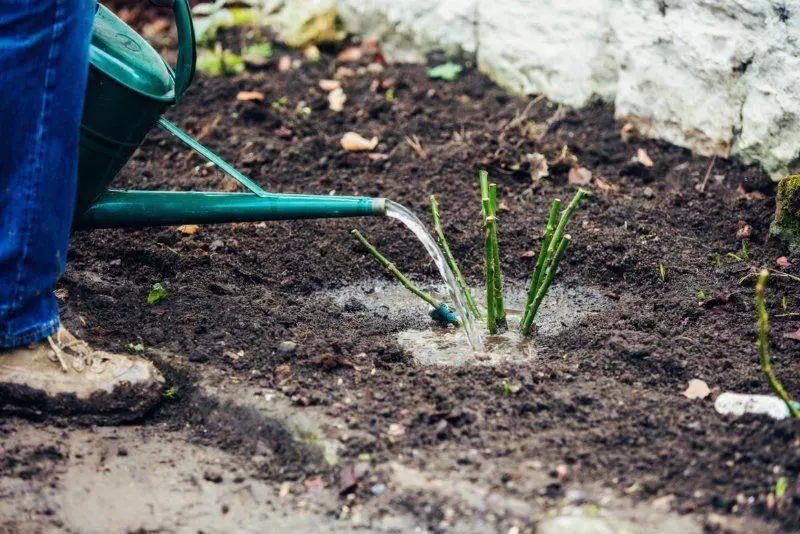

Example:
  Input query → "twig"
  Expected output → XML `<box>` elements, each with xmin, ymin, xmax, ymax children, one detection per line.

<box><xmin>755</xmin><ymin>269</ymin><xmax>800</xmax><ymax>419</ymax></box>
<box><xmin>696</xmin><ymin>156</ymin><xmax>716</xmax><ymax>193</ymax></box>
<box><xmin>404</xmin><ymin>135</ymin><xmax>428</xmax><ymax>160</ymax></box>
<box><xmin>430</xmin><ymin>195</ymin><xmax>480</xmax><ymax>318</ymax></box>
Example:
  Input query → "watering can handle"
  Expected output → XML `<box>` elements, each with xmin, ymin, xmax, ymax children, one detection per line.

<box><xmin>150</xmin><ymin>0</ymin><xmax>196</xmax><ymax>100</ymax></box>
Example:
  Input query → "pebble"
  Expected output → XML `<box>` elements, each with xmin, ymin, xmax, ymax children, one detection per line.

<box><xmin>277</xmin><ymin>341</ymin><xmax>297</xmax><ymax>356</ymax></box>
<box><xmin>643</xmin><ymin>186</ymin><xmax>655</xmax><ymax>198</ymax></box>
<box><xmin>370</xmin><ymin>483</ymin><xmax>386</xmax><ymax>496</ymax></box>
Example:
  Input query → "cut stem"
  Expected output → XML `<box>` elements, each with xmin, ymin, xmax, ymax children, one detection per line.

<box><xmin>488</xmin><ymin>183</ymin><xmax>506</xmax><ymax>329</ymax></box>
<box><xmin>521</xmin><ymin>235</ymin><xmax>570</xmax><ymax>335</ymax></box>
<box><xmin>482</xmin><ymin>197</ymin><xmax>497</xmax><ymax>334</ymax></box>
<box><xmin>351</xmin><ymin>229</ymin><xmax>438</xmax><ymax>309</ymax></box>
<box><xmin>521</xmin><ymin>198</ymin><xmax>560</xmax><ymax>328</ymax></box>
<box><xmin>430</xmin><ymin>195</ymin><xmax>480</xmax><ymax>318</ymax></box>
<box><xmin>755</xmin><ymin>269</ymin><xmax>800</xmax><ymax>419</ymax></box>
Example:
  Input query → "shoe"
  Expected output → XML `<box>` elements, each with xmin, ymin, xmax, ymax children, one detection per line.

<box><xmin>0</xmin><ymin>326</ymin><xmax>165</xmax><ymax>423</ymax></box>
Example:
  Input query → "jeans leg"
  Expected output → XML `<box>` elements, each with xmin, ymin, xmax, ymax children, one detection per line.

<box><xmin>0</xmin><ymin>0</ymin><xmax>95</xmax><ymax>348</ymax></box>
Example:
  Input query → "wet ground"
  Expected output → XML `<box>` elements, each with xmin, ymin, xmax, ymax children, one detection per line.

<box><xmin>3</xmin><ymin>18</ymin><xmax>800</xmax><ymax>532</ymax></box>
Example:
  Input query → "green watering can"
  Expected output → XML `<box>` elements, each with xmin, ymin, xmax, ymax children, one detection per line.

<box><xmin>74</xmin><ymin>0</ymin><xmax>386</xmax><ymax>229</ymax></box>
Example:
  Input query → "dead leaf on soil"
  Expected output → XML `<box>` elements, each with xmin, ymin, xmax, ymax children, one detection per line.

<box><xmin>595</xmin><ymin>177</ymin><xmax>619</xmax><ymax>191</ymax></box>
<box><xmin>341</xmin><ymin>132</ymin><xmax>378</xmax><ymax>152</ymax></box>
<box><xmin>318</xmin><ymin>79</ymin><xmax>341</xmax><ymax>92</ymax></box>
<box><xmin>275</xmin><ymin>126</ymin><xmax>293</xmax><ymax>139</ymax></box>
<box><xmin>682</xmin><ymin>378</ymin><xmax>710</xmax><ymax>400</ymax></box>
<box><xmin>777</xmin><ymin>256</ymin><xmax>792</xmax><ymax>268</ymax></box>
<box><xmin>315</xmin><ymin>354</ymin><xmax>357</xmax><ymax>370</ymax></box>
<box><xmin>568</xmin><ymin>166</ymin><xmax>592</xmax><ymax>186</ymax></box>
<box><xmin>620</xmin><ymin>122</ymin><xmax>637</xmax><ymax>142</ymax></box>
<box><xmin>636</xmin><ymin>148</ymin><xmax>654</xmax><ymax>167</ymax></box>
<box><xmin>520</xmin><ymin>250</ymin><xmax>536</xmax><ymax>258</ymax></box>
<box><xmin>177</xmin><ymin>224</ymin><xmax>199</xmax><ymax>235</ymax></box>
<box><xmin>337</xmin><ymin>46</ymin><xmax>362</xmax><ymax>62</ymax></box>
<box><xmin>328</xmin><ymin>87</ymin><xmax>347</xmax><ymax>111</ymax></box>
<box><xmin>275</xmin><ymin>363</ymin><xmax>292</xmax><ymax>376</ymax></box>
<box><xmin>735</xmin><ymin>221</ymin><xmax>752</xmax><ymax>239</ymax></box>
<box><xmin>526</xmin><ymin>152</ymin><xmax>549</xmax><ymax>182</ymax></box>
<box><xmin>736</xmin><ymin>184</ymin><xmax>766</xmax><ymax>201</ymax></box>
<box><xmin>236</xmin><ymin>90</ymin><xmax>264</xmax><ymax>102</ymax></box>
<box><xmin>277</xmin><ymin>55</ymin><xmax>292</xmax><ymax>72</ymax></box>
<box><xmin>367</xmin><ymin>153</ymin><xmax>389</xmax><ymax>161</ymax></box>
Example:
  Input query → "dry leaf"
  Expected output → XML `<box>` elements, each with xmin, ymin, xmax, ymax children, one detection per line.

<box><xmin>318</xmin><ymin>79</ymin><xmax>341</xmax><ymax>91</ymax></box>
<box><xmin>341</xmin><ymin>132</ymin><xmax>378</xmax><ymax>152</ymax></box>
<box><xmin>277</xmin><ymin>55</ymin><xmax>292</xmax><ymax>72</ymax></box>
<box><xmin>682</xmin><ymin>379</ymin><xmax>710</xmax><ymax>400</ymax></box>
<box><xmin>636</xmin><ymin>148</ymin><xmax>654</xmax><ymax>167</ymax></box>
<box><xmin>736</xmin><ymin>222</ymin><xmax>752</xmax><ymax>239</ymax></box>
<box><xmin>777</xmin><ymin>256</ymin><xmax>792</xmax><ymax>268</ymax></box>
<box><xmin>620</xmin><ymin>122</ymin><xmax>636</xmax><ymax>142</ymax></box>
<box><xmin>328</xmin><ymin>87</ymin><xmax>347</xmax><ymax>111</ymax></box>
<box><xmin>784</xmin><ymin>329</ymin><xmax>800</xmax><ymax>341</ymax></box>
<box><xmin>275</xmin><ymin>126</ymin><xmax>293</xmax><ymax>139</ymax></box>
<box><xmin>236</xmin><ymin>91</ymin><xmax>264</xmax><ymax>102</ymax></box>
<box><xmin>595</xmin><ymin>177</ymin><xmax>619</xmax><ymax>191</ymax></box>
<box><xmin>568</xmin><ymin>166</ymin><xmax>592</xmax><ymax>186</ymax></box>
<box><xmin>275</xmin><ymin>363</ymin><xmax>292</xmax><ymax>376</ymax></box>
<box><xmin>367</xmin><ymin>153</ymin><xmax>389</xmax><ymax>161</ymax></box>
<box><xmin>178</xmin><ymin>224</ymin><xmax>199</xmax><ymax>235</ymax></box>
<box><xmin>337</xmin><ymin>46</ymin><xmax>362</xmax><ymax>62</ymax></box>
<box><xmin>520</xmin><ymin>250</ymin><xmax>536</xmax><ymax>258</ymax></box>
<box><xmin>736</xmin><ymin>185</ymin><xmax>766</xmax><ymax>201</ymax></box>
<box><xmin>526</xmin><ymin>152</ymin><xmax>549</xmax><ymax>181</ymax></box>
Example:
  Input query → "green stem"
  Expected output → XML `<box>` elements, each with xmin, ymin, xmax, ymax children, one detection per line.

<box><xmin>351</xmin><ymin>229</ymin><xmax>438</xmax><ymax>309</ymax></box>
<box><xmin>482</xmin><ymin>197</ymin><xmax>497</xmax><ymax>334</ymax></box>
<box><xmin>488</xmin><ymin>183</ymin><xmax>506</xmax><ymax>329</ymax></box>
<box><xmin>521</xmin><ymin>235</ymin><xmax>570</xmax><ymax>335</ymax></box>
<box><xmin>546</xmin><ymin>188</ymin><xmax>586</xmax><ymax>265</ymax></box>
<box><xmin>430</xmin><ymin>195</ymin><xmax>480</xmax><ymax>318</ymax></box>
<box><xmin>521</xmin><ymin>198</ymin><xmax>560</xmax><ymax>330</ymax></box>
<box><xmin>755</xmin><ymin>269</ymin><xmax>800</xmax><ymax>419</ymax></box>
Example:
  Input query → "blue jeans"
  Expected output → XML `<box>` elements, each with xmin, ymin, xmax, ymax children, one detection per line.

<box><xmin>0</xmin><ymin>0</ymin><xmax>95</xmax><ymax>347</ymax></box>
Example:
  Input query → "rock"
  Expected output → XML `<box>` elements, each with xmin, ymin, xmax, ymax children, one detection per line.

<box><xmin>370</xmin><ymin>483</ymin><xmax>386</xmax><ymax>496</ymax></box>
<box><xmin>714</xmin><ymin>391</ymin><xmax>798</xmax><ymax>420</ymax></box>
<box><xmin>643</xmin><ymin>186</ymin><xmax>655</xmax><ymax>199</ymax></box>
<box><xmin>770</xmin><ymin>174</ymin><xmax>800</xmax><ymax>252</ymax></box>
<box><xmin>277</xmin><ymin>341</ymin><xmax>297</xmax><ymax>356</ymax></box>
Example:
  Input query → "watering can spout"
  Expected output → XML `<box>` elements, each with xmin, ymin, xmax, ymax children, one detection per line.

<box><xmin>75</xmin><ymin>191</ymin><xmax>387</xmax><ymax>229</ymax></box>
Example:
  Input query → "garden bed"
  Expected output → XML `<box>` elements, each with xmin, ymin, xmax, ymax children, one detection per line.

<box><xmin>3</xmin><ymin>26</ymin><xmax>799</xmax><ymax>532</ymax></box>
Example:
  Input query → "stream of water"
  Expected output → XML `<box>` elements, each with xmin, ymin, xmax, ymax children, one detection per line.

<box><xmin>385</xmin><ymin>201</ymin><xmax>483</xmax><ymax>351</ymax></box>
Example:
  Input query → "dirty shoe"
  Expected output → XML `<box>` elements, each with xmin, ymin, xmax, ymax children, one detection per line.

<box><xmin>0</xmin><ymin>326</ymin><xmax>164</xmax><ymax>423</ymax></box>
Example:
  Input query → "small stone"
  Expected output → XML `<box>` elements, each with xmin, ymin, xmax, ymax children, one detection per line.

<box><xmin>277</xmin><ymin>341</ymin><xmax>297</xmax><ymax>356</ymax></box>
<box><xmin>370</xmin><ymin>483</ymin><xmax>386</xmax><ymax>496</ymax></box>
<box><xmin>434</xmin><ymin>419</ymin><xmax>451</xmax><ymax>440</ymax></box>
<box><xmin>566</xmin><ymin>488</ymin><xmax>587</xmax><ymax>504</ymax></box>
<box><xmin>209</xmin><ymin>239</ymin><xmax>225</xmax><ymax>251</ymax></box>
<box><xmin>643</xmin><ymin>186</ymin><xmax>655</xmax><ymax>198</ymax></box>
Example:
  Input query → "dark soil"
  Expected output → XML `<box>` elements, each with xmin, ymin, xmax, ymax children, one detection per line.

<box><xmin>9</xmin><ymin>15</ymin><xmax>800</xmax><ymax>531</ymax></box>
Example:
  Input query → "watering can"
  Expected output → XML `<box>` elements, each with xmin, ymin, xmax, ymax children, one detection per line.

<box><xmin>74</xmin><ymin>0</ymin><xmax>386</xmax><ymax>229</ymax></box>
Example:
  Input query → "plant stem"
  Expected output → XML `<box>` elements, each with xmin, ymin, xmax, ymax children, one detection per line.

<box><xmin>482</xmin><ymin>197</ymin><xmax>497</xmax><ymax>334</ymax></box>
<box><xmin>351</xmin><ymin>229</ymin><xmax>438</xmax><ymax>309</ymax></box>
<box><xmin>430</xmin><ymin>195</ymin><xmax>480</xmax><ymax>318</ymax></box>
<box><xmin>521</xmin><ymin>235</ymin><xmax>570</xmax><ymax>335</ymax></box>
<box><xmin>547</xmin><ymin>188</ymin><xmax>586</xmax><ymax>260</ymax></box>
<box><xmin>488</xmin><ymin>183</ymin><xmax>506</xmax><ymax>329</ymax></box>
<box><xmin>521</xmin><ymin>198</ymin><xmax>560</xmax><ymax>329</ymax></box>
<box><xmin>755</xmin><ymin>269</ymin><xmax>800</xmax><ymax>419</ymax></box>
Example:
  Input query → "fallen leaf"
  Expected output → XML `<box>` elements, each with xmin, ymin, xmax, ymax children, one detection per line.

<box><xmin>595</xmin><ymin>177</ymin><xmax>619</xmax><ymax>191</ymax></box>
<box><xmin>341</xmin><ymin>132</ymin><xmax>378</xmax><ymax>152</ymax></box>
<box><xmin>620</xmin><ymin>122</ymin><xmax>636</xmax><ymax>142</ymax></box>
<box><xmin>568</xmin><ymin>166</ymin><xmax>592</xmax><ymax>186</ymax></box>
<box><xmin>328</xmin><ymin>87</ymin><xmax>347</xmax><ymax>111</ymax></box>
<box><xmin>367</xmin><ymin>153</ymin><xmax>389</xmax><ymax>161</ymax></box>
<box><xmin>520</xmin><ymin>250</ymin><xmax>536</xmax><ymax>258</ymax></box>
<box><xmin>777</xmin><ymin>256</ymin><xmax>792</xmax><ymax>268</ymax></box>
<box><xmin>736</xmin><ymin>221</ymin><xmax>752</xmax><ymax>239</ymax></box>
<box><xmin>736</xmin><ymin>184</ymin><xmax>766</xmax><ymax>201</ymax></box>
<box><xmin>682</xmin><ymin>378</ymin><xmax>710</xmax><ymax>400</ymax></box>
<box><xmin>275</xmin><ymin>363</ymin><xmax>292</xmax><ymax>376</ymax></box>
<box><xmin>337</xmin><ymin>46</ymin><xmax>362</xmax><ymax>62</ymax></box>
<box><xmin>177</xmin><ymin>224</ymin><xmax>199</xmax><ymax>235</ymax></box>
<box><xmin>526</xmin><ymin>152</ymin><xmax>549</xmax><ymax>182</ymax></box>
<box><xmin>274</xmin><ymin>126</ymin><xmax>293</xmax><ymax>139</ymax></box>
<box><xmin>315</xmin><ymin>354</ymin><xmax>356</xmax><ymax>370</ymax></box>
<box><xmin>427</xmin><ymin>62</ymin><xmax>462</xmax><ymax>81</ymax></box>
<box><xmin>223</xmin><ymin>349</ymin><xmax>243</xmax><ymax>361</ymax></box>
<box><xmin>236</xmin><ymin>90</ymin><xmax>264</xmax><ymax>102</ymax></box>
<box><xmin>636</xmin><ymin>148</ymin><xmax>654</xmax><ymax>167</ymax></box>
<box><xmin>277</xmin><ymin>55</ymin><xmax>292</xmax><ymax>72</ymax></box>
<box><xmin>318</xmin><ymin>79</ymin><xmax>341</xmax><ymax>91</ymax></box>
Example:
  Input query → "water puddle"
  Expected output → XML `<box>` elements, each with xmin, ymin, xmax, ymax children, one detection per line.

<box><xmin>327</xmin><ymin>281</ymin><xmax>608</xmax><ymax>366</ymax></box>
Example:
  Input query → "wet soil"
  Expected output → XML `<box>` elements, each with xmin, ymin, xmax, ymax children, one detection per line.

<box><xmin>3</xmin><ymin>18</ymin><xmax>800</xmax><ymax>533</ymax></box>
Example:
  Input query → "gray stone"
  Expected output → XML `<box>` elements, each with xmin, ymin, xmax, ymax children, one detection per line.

<box><xmin>277</xmin><ymin>341</ymin><xmax>297</xmax><ymax>356</ymax></box>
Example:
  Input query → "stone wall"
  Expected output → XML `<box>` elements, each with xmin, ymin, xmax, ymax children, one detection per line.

<box><xmin>334</xmin><ymin>0</ymin><xmax>800</xmax><ymax>179</ymax></box>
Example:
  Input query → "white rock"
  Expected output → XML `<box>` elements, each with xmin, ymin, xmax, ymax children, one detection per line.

<box><xmin>714</xmin><ymin>392</ymin><xmax>797</xmax><ymax>420</ymax></box>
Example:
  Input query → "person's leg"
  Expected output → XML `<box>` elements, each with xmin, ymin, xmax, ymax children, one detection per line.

<box><xmin>0</xmin><ymin>1</ymin><xmax>164</xmax><ymax>421</ymax></box>
<box><xmin>0</xmin><ymin>0</ymin><xmax>94</xmax><ymax>346</ymax></box>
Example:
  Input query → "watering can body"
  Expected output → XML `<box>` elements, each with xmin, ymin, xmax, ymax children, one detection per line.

<box><xmin>75</xmin><ymin>1</ymin><xmax>384</xmax><ymax>229</ymax></box>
